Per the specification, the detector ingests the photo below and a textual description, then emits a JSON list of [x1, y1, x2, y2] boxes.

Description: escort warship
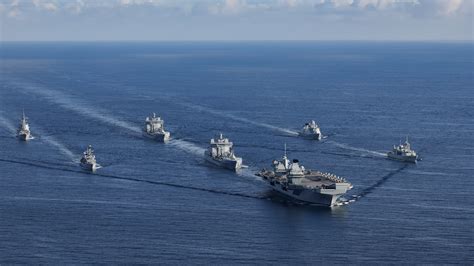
[[299, 120, 322, 140], [387, 137, 419, 163], [17, 111, 33, 141], [256, 147, 352, 207], [205, 133, 243, 171], [80, 145, 99, 171], [144, 113, 170, 142]]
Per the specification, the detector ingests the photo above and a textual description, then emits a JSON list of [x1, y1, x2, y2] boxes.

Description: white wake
[[183, 102, 298, 136], [326, 140, 387, 157]]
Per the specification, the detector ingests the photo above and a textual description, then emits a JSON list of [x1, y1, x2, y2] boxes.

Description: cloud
[[331, 0, 354, 8], [436, 0, 463, 16], [0, 0, 470, 19], [32, 0, 58, 12]]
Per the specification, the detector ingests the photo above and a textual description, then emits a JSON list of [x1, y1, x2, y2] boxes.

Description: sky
[[0, 0, 472, 41]]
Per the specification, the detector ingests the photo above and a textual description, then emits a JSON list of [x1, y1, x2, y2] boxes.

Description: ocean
[[0, 41, 472, 263]]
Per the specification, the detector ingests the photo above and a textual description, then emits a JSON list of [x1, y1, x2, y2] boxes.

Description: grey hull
[[268, 181, 341, 207], [299, 133, 321, 141], [204, 155, 241, 171], [144, 132, 169, 142], [387, 153, 417, 163], [80, 162, 97, 172], [18, 133, 32, 141]]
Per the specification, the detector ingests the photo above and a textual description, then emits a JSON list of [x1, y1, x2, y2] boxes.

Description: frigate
[[205, 133, 242, 171], [17, 111, 33, 141], [299, 120, 322, 140], [144, 113, 170, 142], [80, 145, 99, 171], [256, 146, 352, 207], [387, 137, 419, 163]]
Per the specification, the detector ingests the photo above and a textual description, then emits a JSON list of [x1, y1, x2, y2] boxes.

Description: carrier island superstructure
[[257, 147, 352, 207]]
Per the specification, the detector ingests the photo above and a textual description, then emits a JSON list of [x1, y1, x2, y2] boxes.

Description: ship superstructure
[[299, 120, 322, 140], [257, 146, 352, 207], [387, 137, 419, 163], [205, 133, 242, 171], [17, 111, 33, 141], [80, 145, 99, 171], [144, 113, 170, 142]]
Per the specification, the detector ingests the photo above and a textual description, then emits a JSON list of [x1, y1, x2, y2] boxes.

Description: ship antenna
[[284, 143, 287, 158]]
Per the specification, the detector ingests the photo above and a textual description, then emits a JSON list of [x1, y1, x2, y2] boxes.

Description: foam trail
[[335, 165, 408, 206], [40, 134, 77, 162], [15, 82, 141, 134], [13, 82, 207, 157], [0, 157, 266, 200], [326, 140, 387, 157], [0, 113, 16, 135], [168, 139, 206, 157], [182, 102, 298, 136]]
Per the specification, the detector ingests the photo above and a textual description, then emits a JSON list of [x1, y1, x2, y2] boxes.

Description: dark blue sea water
[[0, 42, 473, 264]]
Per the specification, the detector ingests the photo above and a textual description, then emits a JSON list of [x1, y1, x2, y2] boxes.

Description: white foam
[[168, 139, 206, 157], [326, 140, 387, 157], [0, 113, 16, 135], [16, 82, 141, 134], [183, 102, 298, 136], [40, 134, 77, 162]]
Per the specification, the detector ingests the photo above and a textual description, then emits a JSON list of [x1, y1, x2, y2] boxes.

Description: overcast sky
[[0, 0, 472, 41]]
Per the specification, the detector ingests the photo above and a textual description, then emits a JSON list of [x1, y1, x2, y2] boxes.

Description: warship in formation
[[299, 120, 322, 140], [205, 133, 242, 171], [144, 113, 170, 142], [80, 145, 99, 171], [387, 137, 419, 163], [17, 111, 34, 141], [256, 146, 352, 207]]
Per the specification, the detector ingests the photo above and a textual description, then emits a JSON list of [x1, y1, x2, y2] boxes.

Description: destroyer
[[144, 113, 170, 142], [299, 120, 322, 140], [17, 111, 34, 141], [387, 137, 419, 163], [205, 133, 242, 171], [256, 146, 352, 207], [80, 145, 99, 171]]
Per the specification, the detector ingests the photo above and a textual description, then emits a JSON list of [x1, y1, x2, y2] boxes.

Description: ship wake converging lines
[[325, 140, 387, 158], [336, 164, 408, 206], [168, 138, 206, 157], [12, 81, 208, 157], [0, 157, 267, 200], [0, 113, 17, 136], [180, 101, 299, 136], [39, 133, 77, 162], [14, 81, 142, 135]]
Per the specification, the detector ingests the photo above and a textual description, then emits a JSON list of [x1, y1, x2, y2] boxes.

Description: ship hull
[[18, 133, 33, 141], [299, 132, 321, 141], [80, 162, 97, 172], [144, 132, 170, 142], [387, 153, 417, 163], [267, 181, 342, 207], [204, 154, 242, 171]]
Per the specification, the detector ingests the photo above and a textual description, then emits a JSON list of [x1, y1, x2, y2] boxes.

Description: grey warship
[[80, 145, 99, 171], [299, 120, 322, 140], [17, 111, 33, 141], [205, 133, 242, 171], [144, 113, 170, 142], [257, 147, 352, 207], [387, 137, 419, 163]]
